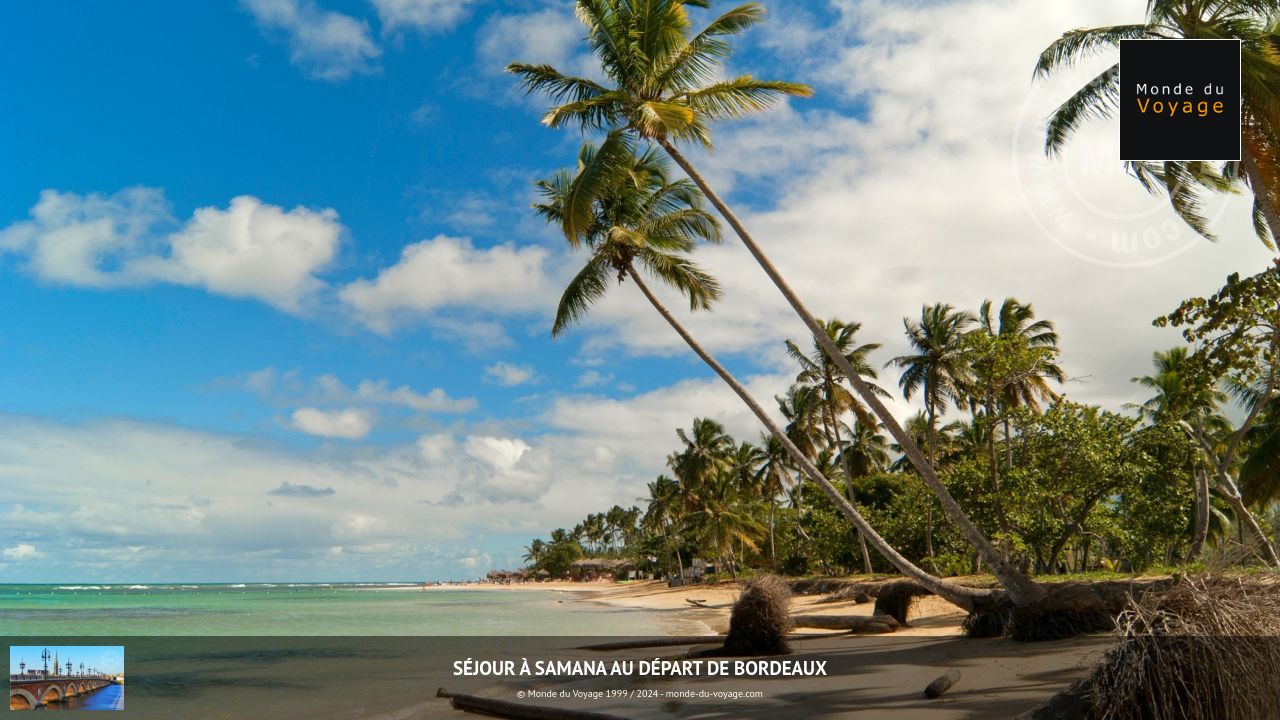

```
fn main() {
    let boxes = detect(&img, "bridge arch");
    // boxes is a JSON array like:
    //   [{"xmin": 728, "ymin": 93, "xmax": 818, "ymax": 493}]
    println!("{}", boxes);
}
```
[
  {"xmin": 10, "ymin": 689, "xmax": 37, "ymax": 711},
  {"xmin": 64, "ymin": 683, "xmax": 78, "ymax": 697},
  {"xmin": 39, "ymin": 684, "xmax": 63, "ymax": 705}
]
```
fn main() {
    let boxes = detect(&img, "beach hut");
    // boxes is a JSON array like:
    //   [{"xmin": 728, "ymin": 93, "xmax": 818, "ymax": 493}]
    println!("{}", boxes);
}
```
[{"xmin": 568, "ymin": 558, "xmax": 634, "ymax": 582}]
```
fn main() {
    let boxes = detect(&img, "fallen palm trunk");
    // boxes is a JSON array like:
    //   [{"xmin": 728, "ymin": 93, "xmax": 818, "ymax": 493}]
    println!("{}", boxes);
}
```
[
  {"xmin": 791, "ymin": 613, "xmax": 899, "ymax": 633},
  {"xmin": 923, "ymin": 669, "xmax": 961, "ymax": 699},
  {"xmin": 437, "ymin": 689, "xmax": 630, "ymax": 720}
]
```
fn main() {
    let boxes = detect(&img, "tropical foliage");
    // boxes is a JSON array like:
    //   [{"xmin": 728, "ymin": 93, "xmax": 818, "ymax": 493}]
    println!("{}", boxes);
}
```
[{"xmin": 524, "ymin": 273, "xmax": 1280, "ymax": 580}]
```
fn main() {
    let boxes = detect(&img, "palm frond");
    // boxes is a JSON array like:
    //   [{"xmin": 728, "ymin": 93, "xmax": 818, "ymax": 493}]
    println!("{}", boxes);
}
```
[
  {"xmin": 655, "ymin": 3, "xmax": 764, "ymax": 91},
  {"xmin": 638, "ymin": 249, "xmax": 722, "ymax": 311},
  {"xmin": 1044, "ymin": 63, "xmax": 1119, "ymax": 157},
  {"xmin": 506, "ymin": 63, "xmax": 606, "ymax": 103},
  {"xmin": 1034, "ymin": 24, "xmax": 1150, "ymax": 79},
  {"xmin": 682, "ymin": 76, "xmax": 813, "ymax": 122},
  {"xmin": 562, "ymin": 131, "xmax": 635, "ymax": 244},
  {"xmin": 553, "ymin": 255, "xmax": 613, "ymax": 337}
]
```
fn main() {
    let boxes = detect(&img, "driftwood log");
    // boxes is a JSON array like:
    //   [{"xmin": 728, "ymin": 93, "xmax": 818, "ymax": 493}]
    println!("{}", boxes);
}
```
[
  {"xmin": 791, "ymin": 613, "xmax": 899, "ymax": 633},
  {"xmin": 438, "ymin": 689, "xmax": 630, "ymax": 720},
  {"xmin": 923, "ymin": 669, "xmax": 962, "ymax": 698}
]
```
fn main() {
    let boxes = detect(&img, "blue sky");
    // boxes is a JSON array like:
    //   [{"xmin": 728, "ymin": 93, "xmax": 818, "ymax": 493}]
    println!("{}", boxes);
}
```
[
  {"xmin": 10, "ymin": 646, "xmax": 124, "ymax": 675},
  {"xmin": 0, "ymin": 0, "xmax": 1272, "ymax": 582}
]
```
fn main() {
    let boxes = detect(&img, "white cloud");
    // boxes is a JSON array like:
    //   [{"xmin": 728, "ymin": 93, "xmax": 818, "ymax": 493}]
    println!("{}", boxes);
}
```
[
  {"xmin": 0, "ymin": 413, "xmax": 647, "ymax": 580},
  {"xmin": 549, "ymin": 0, "xmax": 1274, "ymax": 417},
  {"xmin": 0, "ymin": 189, "xmax": 342, "ymax": 313},
  {"xmin": 575, "ymin": 370, "xmax": 612, "ymax": 388},
  {"xmin": 465, "ymin": 436, "xmax": 529, "ymax": 471},
  {"xmin": 242, "ymin": 0, "xmax": 381, "ymax": 81},
  {"xmin": 485, "ymin": 361, "xmax": 535, "ymax": 387},
  {"xmin": 290, "ymin": 407, "xmax": 375, "ymax": 439},
  {"xmin": 350, "ymin": 379, "xmax": 478, "ymax": 412},
  {"xmin": 136, "ymin": 196, "xmax": 341, "ymax": 313},
  {"xmin": 2, "ymin": 543, "xmax": 45, "ymax": 561},
  {"xmin": 477, "ymin": 6, "xmax": 595, "ymax": 78},
  {"xmin": 338, "ymin": 235, "xmax": 551, "ymax": 334},
  {"xmin": 229, "ymin": 368, "xmax": 477, "ymax": 414},
  {"xmin": 370, "ymin": 0, "xmax": 478, "ymax": 33}
]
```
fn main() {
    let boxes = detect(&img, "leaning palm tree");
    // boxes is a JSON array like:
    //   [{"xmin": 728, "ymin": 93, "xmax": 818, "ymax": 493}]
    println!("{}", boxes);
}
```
[
  {"xmin": 512, "ymin": 0, "xmax": 1045, "ymax": 606},
  {"xmin": 539, "ymin": 141, "xmax": 994, "ymax": 609},
  {"xmin": 1036, "ymin": 0, "xmax": 1280, "ymax": 245},
  {"xmin": 891, "ymin": 303, "xmax": 976, "ymax": 469}
]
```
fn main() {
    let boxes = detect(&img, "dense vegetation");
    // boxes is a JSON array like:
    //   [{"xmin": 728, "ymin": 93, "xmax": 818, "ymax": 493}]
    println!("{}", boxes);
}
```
[{"xmin": 522, "ymin": 277, "xmax": 1280, "ymax": 580}]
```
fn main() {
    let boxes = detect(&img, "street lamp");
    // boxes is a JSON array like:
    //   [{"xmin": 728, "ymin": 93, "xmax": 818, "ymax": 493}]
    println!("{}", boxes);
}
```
[
  {"xmin": 19, "ymin": 660, "xmax": 25, "ymax": 675},
  {"xmin": 41, "ymin": 649, "xmax": 50, "ymax": 676}
]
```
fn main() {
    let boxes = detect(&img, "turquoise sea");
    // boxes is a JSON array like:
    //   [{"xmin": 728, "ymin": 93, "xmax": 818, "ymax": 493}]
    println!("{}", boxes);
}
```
[{"xmin": 0, "ymin": 583, "xmax": 673, "ymax": 636}]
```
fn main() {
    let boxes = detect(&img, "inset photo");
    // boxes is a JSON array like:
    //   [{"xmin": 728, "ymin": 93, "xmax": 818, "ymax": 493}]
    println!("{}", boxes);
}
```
[{"xmin": 9, "ymin": 646, "xmax": 124, "ymax": 711}]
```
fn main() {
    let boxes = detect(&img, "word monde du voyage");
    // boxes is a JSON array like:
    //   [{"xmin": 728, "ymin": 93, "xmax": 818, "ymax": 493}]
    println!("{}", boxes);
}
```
[{"xmin": 1134, "ymin": 82, "xmax": 1231, "ymax": 118}]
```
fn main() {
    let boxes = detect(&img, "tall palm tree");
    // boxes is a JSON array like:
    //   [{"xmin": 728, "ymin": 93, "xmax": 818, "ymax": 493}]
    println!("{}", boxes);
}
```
[
  {"xmin": 540, "ymin": 141, "xmax": 994, "ymax": 608},
  {"xmin": 1036, "ymin": 0, "xmax": 1280, "ymax": 245},
  {"xmin": 645, "ymin": 475, "xmax": 687, "ymax": 578},
  {"xmin": 787, "ymin": 318, "xmax": 888, "ymax": 573},
  {"xmin": 752, "ymin": 433, "xmax": 790, "ymax": 568},
  {"xmin": 977, "ymin": 298, "xmax": 1067, "ymax": 472},
  {"xmin": 669, "ymin": 418, "xmax": 735, "ymax": 503},
  {"xmin": 1130, "ymin": 346, "xmax": 1229, "ymax": 560},
  {"xmin": 891, "ymin": 303, "xmax": 976, "ymax": 468},
  {"xmin": 786, "ymin": 318, "xmax": 888, "ymax": 430},
  {"xmin": 512, "ymin": 0, "xmax": 1044, "ymax": 606},
  {"xmin": 522, "ymin": 538, "xmax": 547, "ymax": 566},
  {"xmin": 693, "ymin": 471, "xmax": 764, "ymax": 576}
]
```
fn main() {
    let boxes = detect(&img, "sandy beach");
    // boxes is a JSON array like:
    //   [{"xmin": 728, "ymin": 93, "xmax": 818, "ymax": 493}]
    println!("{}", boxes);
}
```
[{"xmin": 412, "ymin": 579, "xmax": 1112, "ymax": 719}]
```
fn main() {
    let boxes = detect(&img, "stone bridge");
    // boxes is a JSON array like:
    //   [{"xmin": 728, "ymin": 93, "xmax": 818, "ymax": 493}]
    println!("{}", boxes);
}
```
[{"xmin": 9, "ymin": 675, "xmax": 118, "ymax": 710}]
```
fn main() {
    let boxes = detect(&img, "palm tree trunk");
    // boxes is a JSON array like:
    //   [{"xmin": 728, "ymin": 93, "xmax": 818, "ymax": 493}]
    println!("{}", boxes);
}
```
[
  {"xmin": 1003, "ymin": 416, "xmax": 1014, "ymax": 471},
  {"xmin": 1187, "ymin": 465, "xmax": 1210, "ymax": 563},
  {"xmin": 625, "ymin": 265, "xmax": 991, "ymax": 610},
  {"xmin": 924, "ymin": 400, "xmax": 939, "ymax": 573},
  {"xmin": 768, "ymin": 496, "xmax": 777, "ymax": 569},
  {"xmin": 657, "ymin": 139, "xmax": 1045, "ymax": 608},
  {"xmin": 1216, "ymin": 477, "xmax": 1280, "ymax": 566}
]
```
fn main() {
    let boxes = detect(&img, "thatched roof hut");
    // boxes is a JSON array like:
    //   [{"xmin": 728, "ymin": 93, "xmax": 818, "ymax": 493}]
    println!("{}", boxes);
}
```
[{"xmin": 569, "ymin": 558, "xmax": 634, "ymax": 578}]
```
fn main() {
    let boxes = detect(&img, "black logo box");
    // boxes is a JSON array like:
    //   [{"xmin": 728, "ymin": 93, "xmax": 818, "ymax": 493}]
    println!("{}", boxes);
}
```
[{"xmin": 1119, "ymin": 38, "xmax": 1241, "ymax": 162}]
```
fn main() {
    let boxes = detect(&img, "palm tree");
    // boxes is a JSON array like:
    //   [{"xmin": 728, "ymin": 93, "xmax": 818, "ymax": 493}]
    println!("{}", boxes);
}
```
[
  {"xmin": 891, "ymin": 303, "xmax": 976, "ymax": 468},
  {"xmin": 786, "ymin": 318, "xmax": 888, "ymax": 430},
  {"xmin": 978, "ymin": 298, "xmax": 1067, "ymax": 470},
  {"xmin": 787, "ymin": 318, "xmax": 888, "ymax": 573},
  {"xmin": 669, "ymin": 418, "xmax": 735, "ymax": 503},
  {"xmin": 513, "ymin": 0, "xmax": 1044, "ymax": 607},
  {"xmin": 1130, "ymin": 346, "xmax": 1229, "ymax": 560},
  {"xmin": 979, "ymin": 298, "xmax": 1066, "ymax": 413},
  {"xmin": 693, "ymin": 471, "xmax": 764, "ymax": 577},
  {"xmin": 753, "ymin": 433, "xmax": 790, "ymax": 568},
  {"xmin": 539, "ymin": 141, "xmax": 994, "ymax": 609},
  {"xmin": 522, "ymin": 538, "xmax": 547, "ymax": 566},
  {"xmin": 645, "ymin": 475, "xmax": 687, "ymax": 578},
  {"xmin": 1036, "ymin": 0, "xmax": 1280, "ymax": 245}
]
